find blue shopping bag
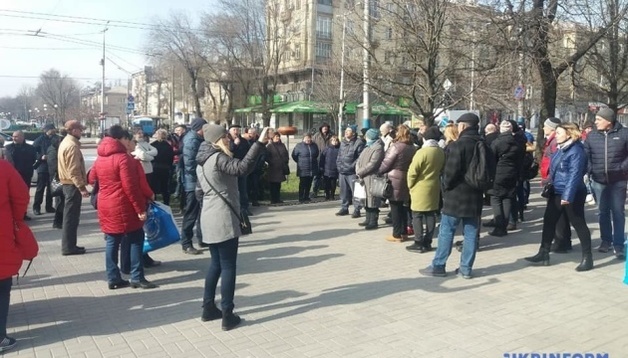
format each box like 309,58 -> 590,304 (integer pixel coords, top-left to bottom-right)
143,202 -> 180,253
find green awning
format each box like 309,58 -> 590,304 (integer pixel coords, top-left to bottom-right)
271,100 -> 330,114
234,105 -> 265,113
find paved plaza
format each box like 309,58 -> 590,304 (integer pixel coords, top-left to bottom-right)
4,182 -> 628,358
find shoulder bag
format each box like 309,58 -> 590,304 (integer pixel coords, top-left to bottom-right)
201,164 -> 252,236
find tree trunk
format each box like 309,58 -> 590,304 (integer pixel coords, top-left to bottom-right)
190,77 -> 202,118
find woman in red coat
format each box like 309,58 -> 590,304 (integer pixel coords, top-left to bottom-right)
0,159 -> 38,352
88,126 -> 156,290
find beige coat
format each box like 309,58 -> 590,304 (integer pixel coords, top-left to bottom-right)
58,135 -> 87,190
407,140 -> 445,212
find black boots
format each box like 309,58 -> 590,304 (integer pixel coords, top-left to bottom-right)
222,310 -> 242,331
575,253 -> 593,272
524,247 -> 550,266
201,304 -> 222,322
359,210 -> 378,230
365,210 -> 379,230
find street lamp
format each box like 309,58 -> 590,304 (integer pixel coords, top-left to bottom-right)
337,12 -> 348,136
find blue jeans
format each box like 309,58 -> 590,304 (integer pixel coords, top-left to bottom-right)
105,228 -> 145,283
432,214 -> 479,276
339,173 -> 361,212
0,278 -> 11,338
590,180 -> 626,248
203,238 -> 239,313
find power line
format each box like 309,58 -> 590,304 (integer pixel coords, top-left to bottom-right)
0,74 -> 128,80
0,9 -> 210,35
0,46 -> 93,50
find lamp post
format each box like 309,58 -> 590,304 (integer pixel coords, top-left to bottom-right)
362,0 -> 371,130
337,12 -> 348,136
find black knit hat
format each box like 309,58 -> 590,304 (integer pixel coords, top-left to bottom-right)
423,126 -> 441,141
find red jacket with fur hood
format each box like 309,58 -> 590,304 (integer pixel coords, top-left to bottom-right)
88,137 -> 153,235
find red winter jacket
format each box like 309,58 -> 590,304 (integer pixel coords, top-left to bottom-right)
0,159 -> 37,280
88,137 -> 153,235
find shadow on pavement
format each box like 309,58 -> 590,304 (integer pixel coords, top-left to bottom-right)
239,277 -> 499,324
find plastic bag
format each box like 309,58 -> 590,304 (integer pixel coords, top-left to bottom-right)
143,202 -> 180,253
354,180 -> 366,200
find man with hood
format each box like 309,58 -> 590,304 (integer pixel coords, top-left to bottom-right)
335,125 -> 365,217
419,113 -> 484,279
311,123 -> 333,197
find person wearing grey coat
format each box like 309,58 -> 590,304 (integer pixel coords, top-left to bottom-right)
355,129 -> 385,230
195,123 -> 267,331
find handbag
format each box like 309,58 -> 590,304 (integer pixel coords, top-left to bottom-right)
201,165 -> 252,236
541,182 -> 555,198
51,177 -> 63,197
371,175 -> 393,199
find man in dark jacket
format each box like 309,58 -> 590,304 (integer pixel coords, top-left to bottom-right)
335,126 -> 365,217
245,127 -> 264,206
584,107 -> 628,259
32,124 -> 57,215
5,130 -> 37,220
311,123 -> 332,197
420,113 -> 484,279
179,118 -> 206,255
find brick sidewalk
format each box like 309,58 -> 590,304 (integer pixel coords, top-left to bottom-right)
4,187 -> 627,357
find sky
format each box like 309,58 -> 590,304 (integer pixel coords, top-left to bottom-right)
0,0 -> 215,97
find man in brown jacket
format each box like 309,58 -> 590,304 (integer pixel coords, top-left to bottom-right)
58,120 -> 89,255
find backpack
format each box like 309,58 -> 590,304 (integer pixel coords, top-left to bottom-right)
464,140 -> 495,191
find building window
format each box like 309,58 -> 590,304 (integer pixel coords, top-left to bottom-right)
295,0 -> 301,10
386,27 -> 393,40
316,15 -> 332,39
316,42 -> 332,59
346,20 -> 354,36
318,0 -> 332,5
294,44 -> 301,59
370,0 -> 380,20
345,0 -> 355,9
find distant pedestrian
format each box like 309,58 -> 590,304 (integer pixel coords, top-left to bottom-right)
406,126 -> 445,253
319,136 -> 340,200
5,131 -> 37,220
378,125 -> 417,242
292,134 -> 319,203
180,118 -> 207,255
265,132 -> 289,204
311,123 -> 333,197
47,135 -> 64,229
229,124 -> 252,216
57,120 -> 89,256
132,129 -> 158,187
355,129 -> 385,230
32,124 -> 57,215
150,129 -> 175,206
335,126 -> 365,218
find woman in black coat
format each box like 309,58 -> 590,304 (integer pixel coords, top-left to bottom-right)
487,121 -> 523,236
150,129 -> 175,206
319,136 -> 340,200
265,132 -> 289,204
47,135 -> 63,229
291,134 -> 319,203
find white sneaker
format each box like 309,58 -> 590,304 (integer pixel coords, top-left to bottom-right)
585,194 -> 595,203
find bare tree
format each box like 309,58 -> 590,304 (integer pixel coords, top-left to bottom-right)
36,69 -> 80,126
578,0 -> 628,112
485,0 -> 628,121
202,0 -> 296,126
147,12 -> 206,119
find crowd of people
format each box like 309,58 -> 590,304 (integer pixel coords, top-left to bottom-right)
1,106 -> 627,349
